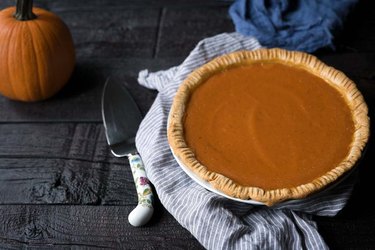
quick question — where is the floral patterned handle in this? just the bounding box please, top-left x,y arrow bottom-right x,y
127,153 -> 154,227
128,154 -> 153,208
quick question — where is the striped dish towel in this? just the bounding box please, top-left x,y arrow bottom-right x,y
136,33 -> 355,249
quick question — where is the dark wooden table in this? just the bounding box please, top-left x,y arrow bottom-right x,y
0,0 -> 374,249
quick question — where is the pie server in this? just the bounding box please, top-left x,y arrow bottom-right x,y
101,77 -> 154,227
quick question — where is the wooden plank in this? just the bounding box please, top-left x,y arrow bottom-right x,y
43,0 -> 233,10
0,122 -> 138,205
0,0 -> 233,10
0,158 -> 137,205
0,205 -> 204,249
0,123 -> 139,205
0,123 -> 114,163
0,0 -> 49,9
60,7 -> 159,59
156,6 -> 234,58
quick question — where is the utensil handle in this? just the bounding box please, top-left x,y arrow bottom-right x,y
127,153 -> 154,226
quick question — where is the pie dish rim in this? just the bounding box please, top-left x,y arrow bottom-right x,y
167,48 -> 370,206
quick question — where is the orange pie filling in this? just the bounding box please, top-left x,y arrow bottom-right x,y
168,49 -> 369,205
184,62 -> 355,190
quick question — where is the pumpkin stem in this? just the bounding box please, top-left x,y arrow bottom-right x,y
14,0 -> 37,21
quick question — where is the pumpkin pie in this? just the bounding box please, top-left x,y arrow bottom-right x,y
167,49 -> 369,206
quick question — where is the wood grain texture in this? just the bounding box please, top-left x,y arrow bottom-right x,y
0,158 -> 137,205
156,6 -> 234,57
0,205 -> 204,249
0,0 -> 375,248
0,123 -> 137,205
0,123 -> 108,161
61,7 -> 159,59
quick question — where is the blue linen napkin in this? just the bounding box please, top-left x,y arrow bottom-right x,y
229,0 -> 357,52
136,33 -> 355,249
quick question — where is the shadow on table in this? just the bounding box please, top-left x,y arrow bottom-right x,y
56,63 -> 105,99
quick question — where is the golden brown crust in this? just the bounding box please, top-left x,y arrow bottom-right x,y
167,48 -> 370,206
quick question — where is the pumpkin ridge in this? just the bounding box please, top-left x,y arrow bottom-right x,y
19,22 -> 33,101
31,10 -> 57,38
33,20 -> 53,99
6,21 -> 18,99
34,12 -> 68,62
29,21 -> 49,99
40,15 -> 68,51
25,22 -> 42,100
34,12 -> 75,99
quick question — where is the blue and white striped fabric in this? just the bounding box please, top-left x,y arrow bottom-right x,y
136,33 -> 355,249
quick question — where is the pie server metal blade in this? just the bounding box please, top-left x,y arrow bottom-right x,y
101,77 -> 154,227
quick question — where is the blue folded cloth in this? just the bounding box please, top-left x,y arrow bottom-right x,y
229,0 -> 357,52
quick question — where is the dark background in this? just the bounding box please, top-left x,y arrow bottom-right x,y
0,0 -> 374,249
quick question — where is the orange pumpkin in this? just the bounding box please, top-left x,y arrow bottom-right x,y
0,0 -> 75,102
